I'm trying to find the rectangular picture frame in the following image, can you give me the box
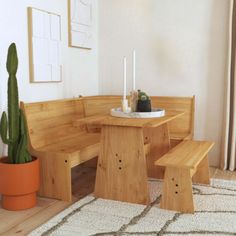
[28,7,62,83]
[68,0,93,49]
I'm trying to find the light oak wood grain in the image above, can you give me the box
[82,95,194,142]
[21,99,100,202]
[144,124,170,179]
[156,141,214,169]
[151,96,195,146]
[95,125,150,204]
[192,155,210,184]
[94,110,184,204]
[22,96,188,204]
[101,110,184,128]
[161,167,194,213]
[82,96,121,117]
[156,140,214,213]
[72,114,108,133]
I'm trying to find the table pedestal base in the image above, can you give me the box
[95,125,150,204]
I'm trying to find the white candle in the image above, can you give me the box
[123,57,127,100]
[133,50,136,90]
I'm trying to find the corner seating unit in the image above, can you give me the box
[22,95,195,202]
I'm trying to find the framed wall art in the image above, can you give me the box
[68,0,93,49]
[28,7,62,83]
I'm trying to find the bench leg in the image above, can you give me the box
[37,152,72,202]
[161,167,194,213]
[192,155,210,184]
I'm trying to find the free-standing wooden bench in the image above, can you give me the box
[155,140,214,213]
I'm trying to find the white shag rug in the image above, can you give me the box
[29,179,236,236]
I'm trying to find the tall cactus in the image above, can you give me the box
[0,43,31,164]
[15,109,31,163]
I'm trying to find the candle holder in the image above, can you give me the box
[122,99,129,113]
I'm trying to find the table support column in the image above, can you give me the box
[95,125,150,204]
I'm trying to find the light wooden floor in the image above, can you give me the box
[0,165,235,236]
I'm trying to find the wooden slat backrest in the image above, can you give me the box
[82,95,122,116]
[151,96,195,139]
[21,99,85,149]
[83,95,194,139]
[22,95,194,149]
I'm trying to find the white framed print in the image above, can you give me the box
[68,0,93,49]
[28,7,62,83]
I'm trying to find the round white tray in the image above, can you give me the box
[110,108,165,118]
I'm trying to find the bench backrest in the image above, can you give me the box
[22,95,194,149]
[21,99,85,149]
[82,96,121,116]
[83,95,195,139]
[151,96,195,139]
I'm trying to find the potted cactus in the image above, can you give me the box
[137,90,152,112]
[0,43,39,211]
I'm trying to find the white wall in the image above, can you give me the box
[0,0,98,102]
[98,0,230,166]
[0,0,98,154]
[0,0,230,166]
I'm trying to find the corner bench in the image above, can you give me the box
[155,140,214,213]
[21,95,195,202]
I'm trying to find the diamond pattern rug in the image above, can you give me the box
[29,179,236,236]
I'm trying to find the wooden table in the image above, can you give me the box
[94,111,184,205]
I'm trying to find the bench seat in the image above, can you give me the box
[156,140,214,169]
[38,133,100,154]
[156,140,214,213]
[37,132,100,170]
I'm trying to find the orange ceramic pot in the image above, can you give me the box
[0,157,40,211]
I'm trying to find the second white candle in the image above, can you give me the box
[123,57,127,100]
[133,50,136,91]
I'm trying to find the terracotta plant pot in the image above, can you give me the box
[0,157,40,211]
